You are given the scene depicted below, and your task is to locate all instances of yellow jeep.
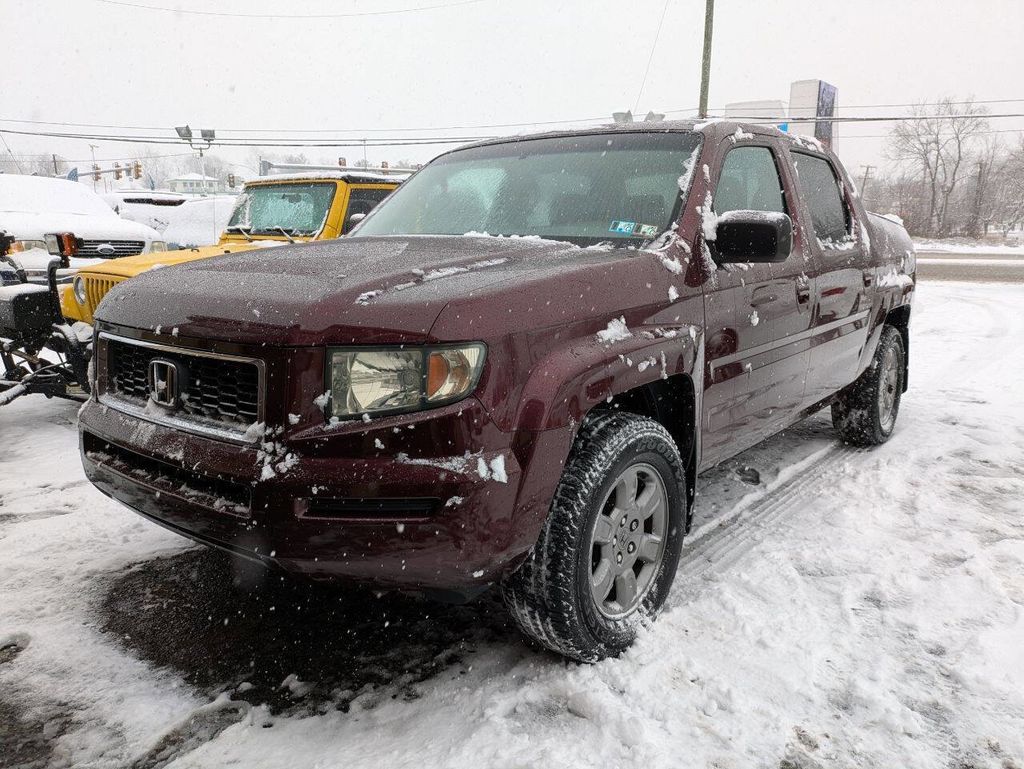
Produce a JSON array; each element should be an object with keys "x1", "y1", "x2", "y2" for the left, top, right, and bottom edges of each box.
[{"x1": 62, "y1": 172, "x2": 401, "y2": 323}]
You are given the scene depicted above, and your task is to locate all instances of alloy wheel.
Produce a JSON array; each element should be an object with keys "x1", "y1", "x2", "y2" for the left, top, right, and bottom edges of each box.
[
  {"x1": 878, "y1": 344, "x2": 901, "y2": 431},
  {"x1": 587, "y1": 462, "x2": 669, "y2": 619}
]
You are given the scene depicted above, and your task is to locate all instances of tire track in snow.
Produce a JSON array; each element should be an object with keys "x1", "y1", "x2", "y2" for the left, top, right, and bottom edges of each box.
[
  {"x1": 670, "y1": 282, "x2": 1022, "y2": 603},
  {"x1": 671, "y1": 444, "x2": 858, "y2": 604}
]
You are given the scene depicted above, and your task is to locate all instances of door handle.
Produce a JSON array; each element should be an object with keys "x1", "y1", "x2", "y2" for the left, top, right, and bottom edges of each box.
[
  {"x1": 863, "y1": 272, "x2": 874, "y2": 287},
  {"x1": 797, "y1": 286, "x2": 811, "y2": 304}
]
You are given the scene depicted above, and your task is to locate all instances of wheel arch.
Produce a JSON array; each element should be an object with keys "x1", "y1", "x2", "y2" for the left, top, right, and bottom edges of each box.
[
  {"x1": 885, "y1": 303, "x2": 911, "y2": 392},
  {"x1": 508, "y1": 331, "x2": 703, "y2": 554},
  {"x1": 592, "y1": 374, "x2": 698, "y2": 530}
]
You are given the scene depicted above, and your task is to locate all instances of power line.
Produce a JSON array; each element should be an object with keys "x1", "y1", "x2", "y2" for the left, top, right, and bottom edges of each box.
[
  {"x1": 0, "y1": 133, "x2": 24, "y2": 173},
  {"x1": 664, "y1": 97, "x2": 1024, "y2": 116},
  {"x1": 719, "y1": 112, "x2": 1024, "y2": 124},
  {"x1": 0, "y1": 127, "x2": 498, "y2": 147},
  {"x1": 633, "y1": 0, "x2": 671, "y2": 114},
  {"x1": 4, "y1": 151, "x2": 194, "y2": 162},
  {"x1": 3, "y1": 98, "x2": 1024, "y2": 136},
  {"x1": 0, "y1": 115, "x2": 608, "y2": 134},
  {"x1": 2, "y1": 114, "x2": 1022, "y2": 151},
  {"x1": 93, "y1": 0, "x2": 487, "y2": 18},
  {"x1": 835, "y1": 97, "x2": 1024, "y2": 110},
  {"x1": 837, "y1": 127, "x2": 1024, "y2": 140}
]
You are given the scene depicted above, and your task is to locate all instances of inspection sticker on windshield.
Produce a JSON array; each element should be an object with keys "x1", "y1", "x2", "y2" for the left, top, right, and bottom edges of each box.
[{"x1": 610, "y1": 220, "x2": 658, "y2": 237}]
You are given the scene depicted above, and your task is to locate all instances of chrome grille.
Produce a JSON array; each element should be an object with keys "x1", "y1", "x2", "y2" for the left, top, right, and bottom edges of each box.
[
  {"x1": 78, "y1": 240, "x2": 145, "y2": 257},
  {"x1": 101, "y1": 334, "x2": 264, "y2": 442}
]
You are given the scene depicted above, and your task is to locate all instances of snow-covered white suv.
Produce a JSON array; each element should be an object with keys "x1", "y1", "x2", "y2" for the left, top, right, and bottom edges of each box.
[{"x1": 0, "y1": 175, "x2": 165, "y2": 282}]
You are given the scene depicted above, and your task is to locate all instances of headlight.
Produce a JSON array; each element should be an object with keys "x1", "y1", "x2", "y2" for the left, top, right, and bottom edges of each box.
[
  {"x1": 325, "y1": 344, "x2": 486, "y2": 419},
  {"x1": 73, "y1": 276, "x2": 87, "y2": 305},
  {"x1": 150, "y1": 241, "x2": 167, "y2": 252},
  {"x1": 10, "y1": 239, "x2": 46, "y2": 253}
]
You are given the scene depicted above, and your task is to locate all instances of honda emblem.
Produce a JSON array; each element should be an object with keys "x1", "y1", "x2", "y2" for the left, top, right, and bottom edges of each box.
[{"x1": 148, "y1": 358, "x2": 180, "y2": 408}]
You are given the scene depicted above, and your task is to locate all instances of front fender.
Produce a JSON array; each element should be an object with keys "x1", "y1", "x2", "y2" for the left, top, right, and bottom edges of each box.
[
  {"x1": 60, "y1": 282, "x2": 87, "y2": 323},
  {"x1": 499, "y1": 327, "x2": 705, "y2": 562},
  {"x1": 513, "y1": 328, "x2": 702, "y2": 433}
]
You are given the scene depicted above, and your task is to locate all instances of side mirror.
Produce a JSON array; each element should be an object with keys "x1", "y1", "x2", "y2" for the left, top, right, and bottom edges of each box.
[
  {"x1": 44, "y1": 232, "x2": 80, "y2": 269},
  {"x1": 347, "y1": 212, "x2": 367, "y2": 229},
  {"x1": 712, "y1": 210, "x2": 792, "y2": 264}
]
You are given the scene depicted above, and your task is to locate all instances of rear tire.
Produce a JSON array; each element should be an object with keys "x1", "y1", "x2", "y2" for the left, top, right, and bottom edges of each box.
[
  {"x1": 832, "y1": 324, "x2": 905, "y2": 446},
  {"x1": 501, "y1": 411, "x2": 687, "y2": 662}
]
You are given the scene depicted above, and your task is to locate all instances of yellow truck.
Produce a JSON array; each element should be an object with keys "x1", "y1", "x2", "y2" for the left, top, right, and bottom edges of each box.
[{"x1": 62, "y1": 171, "x2": 402, "y2": 323}]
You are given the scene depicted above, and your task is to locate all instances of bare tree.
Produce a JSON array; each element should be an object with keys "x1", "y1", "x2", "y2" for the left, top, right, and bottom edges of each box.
[
  {"x1": 964, "y1": 137, "x2": 1002, "y2": 238},
  {"x1": 996, "y1": 138, "x2": 1024, "y2": 235},
  {"x1": 887, "y1": 97, "x2": 989, "y2": 236}
]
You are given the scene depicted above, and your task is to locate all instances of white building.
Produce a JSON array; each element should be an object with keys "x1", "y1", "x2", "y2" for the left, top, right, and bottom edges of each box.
[{"x1": 164, "y1": 173, "x2": 227, "y2": 196}]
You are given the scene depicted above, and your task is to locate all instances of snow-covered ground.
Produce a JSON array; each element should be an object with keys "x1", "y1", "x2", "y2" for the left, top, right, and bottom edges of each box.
[
  {"x1": 914, "y1": 237, "x2": 1024, "y2": 256},
  {"x1": 1, "y1": 281, "x2": 1023, "y2": 769}
]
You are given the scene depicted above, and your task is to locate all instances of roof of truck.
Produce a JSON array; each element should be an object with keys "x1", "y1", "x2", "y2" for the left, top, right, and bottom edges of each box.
[
  {"x1": 250, "y1": 171, "x2": 408, "y2": 185},
  {"x1": 445, "y1": 118, "x2": 827, "y2": 156}
]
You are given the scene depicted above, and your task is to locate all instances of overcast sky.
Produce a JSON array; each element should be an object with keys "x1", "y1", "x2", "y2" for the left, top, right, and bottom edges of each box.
[{"x1": 4, "y1": 0, "x2": 1023, "y2": 182}]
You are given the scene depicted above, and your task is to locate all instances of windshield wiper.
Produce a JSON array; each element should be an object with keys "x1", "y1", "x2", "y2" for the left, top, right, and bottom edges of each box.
[
  {"x1": 226, "y1": 225, "x2": 253, "y2": 242},
  {"x1": 271, "y1": 226, "x2": 296, "y2": 243}
]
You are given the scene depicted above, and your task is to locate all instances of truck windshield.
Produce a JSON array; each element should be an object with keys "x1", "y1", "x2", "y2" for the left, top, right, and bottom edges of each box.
[
  {"x1": 351, "y1": 132, "x2": 701, "y2": 245},
  {"x1": 226, "y1": 182, "x2": 336, "y2": 236}
]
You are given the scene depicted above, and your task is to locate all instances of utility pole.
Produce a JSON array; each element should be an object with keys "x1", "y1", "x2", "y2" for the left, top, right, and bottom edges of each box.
[
  {"x1": 859, "y1": 164, "x2": 874, "y2": 198},
  {"x1": 89, "y1": 144, "x2": 99, "y2": 191},
  {"x1": 969, "y1": 160, "x2": 986, "y2": 238},
  {"x1": 52, "y1": 154, "x2": 59, "y2": 175},
  {"x1": 697, "y1": 0, "x2": 715, "y2": 119}
]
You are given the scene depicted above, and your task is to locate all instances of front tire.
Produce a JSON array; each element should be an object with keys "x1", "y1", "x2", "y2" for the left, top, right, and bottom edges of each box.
[
  {"x1": 501, "y1": 411, "x2": 687, "y2": 662},
  {"x1": 832, "y1": 324, "x2": 905, "y2": 446}
]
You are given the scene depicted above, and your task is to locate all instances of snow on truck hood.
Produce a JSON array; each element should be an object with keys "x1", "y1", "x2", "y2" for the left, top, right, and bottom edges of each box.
[
  {"x1": 94, "y1": 235, "x2": 594, "y2": 346},
  {"x1": 1, "y1": 209, "x2": 160, "y2": 242}
]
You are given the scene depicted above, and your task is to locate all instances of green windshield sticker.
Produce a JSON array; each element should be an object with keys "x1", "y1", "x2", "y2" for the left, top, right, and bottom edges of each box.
[{"x1": 610, "y1": 221, "x2": 658, "y2": 237}]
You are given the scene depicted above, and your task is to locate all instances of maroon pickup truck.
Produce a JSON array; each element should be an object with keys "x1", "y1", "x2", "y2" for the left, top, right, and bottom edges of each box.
[{"x1": 79, "y1": 121, "x2": 915, "y2": 661}]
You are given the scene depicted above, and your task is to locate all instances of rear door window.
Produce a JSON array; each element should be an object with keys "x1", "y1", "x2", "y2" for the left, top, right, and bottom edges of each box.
[{"x1": 791, "y1": 152, "x2": 851, "y2": 246}]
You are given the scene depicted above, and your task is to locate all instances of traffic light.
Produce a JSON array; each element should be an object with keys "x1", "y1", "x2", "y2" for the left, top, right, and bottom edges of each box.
[
  {"x1": 113, "y1": 162, "x2": 123, "y2": 180},
  {"x1": 338, "y1": 157, "x2": 347, "y2": 167},
  {"x1": 380, "y1": 161, "x2": 389, "y2": 169},
  {"x1": 227, "y1": 173, "x2": 236, "y2": 188},
  {"x1": 92, "y1": 164, "x2": 101, "y2": 181},
  {"x1": 132, "y1": 161, "x2": 142, "y2": 179}
]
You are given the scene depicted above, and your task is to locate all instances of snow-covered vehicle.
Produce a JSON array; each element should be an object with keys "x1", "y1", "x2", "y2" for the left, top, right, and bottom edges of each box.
[
  {"x1": 1, "y1": 231, "x2": 90, "y2": 406},
  {"x1": 78, "y1": 121, "x2": 915, "y2": 661},
  {"x1": 0, "y1": 175, "x2": 166, "y2": 283},
  {"x1": 161, "y1": 194, "x2": 238, "y2": 249},
  {"x1": 61, "y1": 172, "x2": 400, "y2": 324},
  {"x1": 101, "y1": 189, "x2": 188, "y2": 232}
]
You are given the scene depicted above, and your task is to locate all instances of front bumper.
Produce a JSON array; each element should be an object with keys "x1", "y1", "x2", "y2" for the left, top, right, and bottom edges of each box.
[{"x1": 79, "y1": 396, "x2": 536, "y2": 594}]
